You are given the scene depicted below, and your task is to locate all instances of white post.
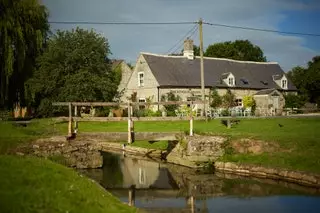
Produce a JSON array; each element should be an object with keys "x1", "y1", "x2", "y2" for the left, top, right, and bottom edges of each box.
[
  {"x1": 74, "y1": 105, "x2": 78, "y2": 134},
  {"x1": 190, "y1": 103, "x2": 194, "y2": 136}
]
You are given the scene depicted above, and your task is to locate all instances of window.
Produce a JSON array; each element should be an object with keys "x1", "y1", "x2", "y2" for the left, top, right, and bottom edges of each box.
[
  {"x1": 235, "y1": 99, "x2": 243, "y2": 107},
  {"x1": 228, "y1": 77, "x2": 234, "y2": 86},
  {"x1": 138, "y1": 72, "x2": 144, "y2": 87},
  {"x1": 139, "y1": 98, "x2": 146, "y2": 110},
  {"x1": 282, "y1": 79, "x2": 287, "y2": 89}
]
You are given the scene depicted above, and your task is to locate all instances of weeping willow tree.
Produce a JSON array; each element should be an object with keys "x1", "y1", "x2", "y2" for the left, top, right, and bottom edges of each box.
[{"x1": 0, "y1": 0, "x2": 49, "y2": 109}]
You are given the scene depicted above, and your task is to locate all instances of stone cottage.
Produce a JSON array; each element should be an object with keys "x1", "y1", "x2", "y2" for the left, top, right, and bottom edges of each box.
[
  {"x1": 112, "y1": 60, "x2": 133, "y2": 98},
  {"x1": 120, "y1": 39, "x2": 297, "y2": 114}
]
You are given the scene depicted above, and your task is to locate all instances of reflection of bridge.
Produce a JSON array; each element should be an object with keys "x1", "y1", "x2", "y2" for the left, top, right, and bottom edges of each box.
[{"x1": 101, "y1": 153, "x2": 209, "y2": 212}]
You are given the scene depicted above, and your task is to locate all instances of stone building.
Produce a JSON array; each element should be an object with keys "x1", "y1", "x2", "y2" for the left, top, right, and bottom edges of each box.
[
  {"x1": 120, "y1": 39, "x2": 297, "y2": 113},
  {"x1": 111, "y1": 60, "x2": 133, "y2": 98}
]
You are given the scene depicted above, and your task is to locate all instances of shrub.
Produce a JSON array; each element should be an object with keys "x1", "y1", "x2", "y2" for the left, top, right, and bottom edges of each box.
[
  {"x1": 95, "y1": 107, "x2": 110, "y2": 117},
  {"x1": 221, "y1": 109, "x2": 230, "y2": 116},
  {"x1": 161, "y1": 92, "x2": 181, "y2": 115},
  {"x1": 210, "y1": 88, "x2": 222, "y2": 109}
]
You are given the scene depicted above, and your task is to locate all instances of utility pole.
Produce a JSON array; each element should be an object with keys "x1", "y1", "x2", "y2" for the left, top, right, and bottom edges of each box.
[{"x1": 199, "y1": 18, "x2": 206, "y2": 118}]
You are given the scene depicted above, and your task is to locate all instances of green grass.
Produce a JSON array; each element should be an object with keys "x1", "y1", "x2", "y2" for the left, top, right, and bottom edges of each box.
[
  {"x1": 59, "y1": 117, "x2": 319, "y2": 145},
  {"x1": 129, "y1": 140, "x2": 169, "y2": 150},
  {"x1": 2, "y1": 117, "x2": 320, "y2": 173},
  {"x1": 0, "y1": 155, "x2": 137, "y2": 213},
  {"x1": 57, "y1": 117, "x2": 320, "y2": 173},
  {"x1": 0, "y1": 119, "x2": 64, "y2": 154}
]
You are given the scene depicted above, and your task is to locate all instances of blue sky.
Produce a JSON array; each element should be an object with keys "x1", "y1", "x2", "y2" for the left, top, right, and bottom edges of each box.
[{"x1": 42, "y1": 0, "x2": 320, "y2": 71}]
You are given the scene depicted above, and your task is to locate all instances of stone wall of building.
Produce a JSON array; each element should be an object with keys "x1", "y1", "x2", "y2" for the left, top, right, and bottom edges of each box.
[
  {"x1": 118, "y1": 62, "x2": 133, "y2": 100},
  {"x1": 123, "y1": 54, "x2": 159, "y2": 104}
]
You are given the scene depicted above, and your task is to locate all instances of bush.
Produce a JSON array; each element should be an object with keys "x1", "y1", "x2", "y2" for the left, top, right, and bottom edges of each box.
[
  {"x1": 95, "y1": 107, "x2": 110, "y2": 117},
  {"x1": 284, "y1": 94, "x2": 306, "y2": 109},
  {"x1": 161, "y1": 92, "x2": 181, "y2": 115},
  {"x1": 221, "y1": 109, "x2": 230, "y2": 116}
]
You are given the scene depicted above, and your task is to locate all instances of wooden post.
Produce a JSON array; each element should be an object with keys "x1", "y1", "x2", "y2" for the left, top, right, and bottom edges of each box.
[
  {"x1": 68, "y1": 102, "x2": 73, "y2": 137},
  {"x1": 128, "y1": 185, "x2": 136, "y2": 206},
  {"x1": 190, "y1": 102, "x2": 194, "y2": 136},
  {"x1": 128, "y1": 102, "x2": 132, "y2": 144},
  {"x1": 74, "y1": 105, "x2": 78, "y2": 134}
]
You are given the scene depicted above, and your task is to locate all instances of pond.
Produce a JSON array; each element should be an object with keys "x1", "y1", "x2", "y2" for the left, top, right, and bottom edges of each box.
[{"x1": 81, "y1": 152, "x2": 320, "y2": 213}]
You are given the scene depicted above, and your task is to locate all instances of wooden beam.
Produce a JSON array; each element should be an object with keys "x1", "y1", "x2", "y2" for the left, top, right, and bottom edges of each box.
[{"x1": 52, "y1": 101, "x2": 209, "y2": 107}]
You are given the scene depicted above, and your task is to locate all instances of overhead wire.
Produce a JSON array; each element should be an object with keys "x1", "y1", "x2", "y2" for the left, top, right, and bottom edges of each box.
[
  {"x1": 48, "y1": 20, "x2": 320, "y2": 37},
  {"x1": 203, "y1": 22, "x2": 320, "y2": 37},
  {"x1": 171, "y1": 25, "x2": 199, "y2": 54},
  {"x1": 166, "y1": 24, "x2": 198, "y2": 54},
  {"x1": 49, "y1": 21, "x2": 197, "y2": 25}
]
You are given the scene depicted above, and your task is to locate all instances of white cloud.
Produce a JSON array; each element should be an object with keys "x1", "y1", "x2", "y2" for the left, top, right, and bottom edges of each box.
[{"x1": 44, "y1": 0, "x2": 320, "y2": 71}]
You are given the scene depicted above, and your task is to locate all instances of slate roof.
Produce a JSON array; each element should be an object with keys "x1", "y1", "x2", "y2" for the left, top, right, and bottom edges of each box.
[
  {"x1": 111, "y1": 59, "x2": 124, "y2": 69},
  {"x1": 142, "y1": 53, "x2": 297, "y2": 91},
  {"x1": 255, "y1": 88, "x2": 278, "y2": 95}
]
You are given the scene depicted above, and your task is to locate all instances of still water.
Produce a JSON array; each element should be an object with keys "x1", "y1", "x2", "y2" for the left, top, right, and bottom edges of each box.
[{"x1": 81, "y1": 152, "x2": 320, "y2": 213}]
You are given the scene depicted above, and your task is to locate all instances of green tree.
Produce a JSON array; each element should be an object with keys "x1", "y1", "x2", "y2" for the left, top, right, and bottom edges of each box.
[
  {"x1": 161, "y1": 92, "x2": 181, "y2": 116},
  {"x1": 222, "y1": 89, "x2": 235, "y2": 109},
  {"x1": 284, "y1": 94, "x2": 306, "y2": 109},
  {"x1": 287, "y1": 56, "x2": 320, "y2": 105},
  {"x1": 0, "y1": 0, "x2": 49, "y2": 109},
  {"x1": 204, "y1": 40, "x2": 267, "y2": 62},
  {"x1": 26, "y1": 28, "x2": 119, "y2": 117},
  {"x1": 209, "y1": 88, "x2": 222, "y2": 109}
]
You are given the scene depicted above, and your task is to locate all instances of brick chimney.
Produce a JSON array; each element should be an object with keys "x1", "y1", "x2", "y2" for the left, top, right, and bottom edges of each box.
[{"x1": 183, "y1": 38, "x2": 194, "y2": 60}]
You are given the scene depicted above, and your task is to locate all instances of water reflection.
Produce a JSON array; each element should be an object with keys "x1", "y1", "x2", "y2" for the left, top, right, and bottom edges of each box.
[{"x1": 81, "y1": 152, "x2": 320, "y2": 213}]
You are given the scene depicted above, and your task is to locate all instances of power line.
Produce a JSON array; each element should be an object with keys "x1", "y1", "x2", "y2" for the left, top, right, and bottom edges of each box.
[
  {"x1": 48, "y1": 20, "x2": 320, "y2": 37},
  {"x1": 49, "y1": 21, "x2": 197, "y2": 25},
  {"x1": 204, "y1": 22, "x2": 320, "y2": 37},
  {"x1": 167, "y1": 24, "x2": 198, "y2": 54}
]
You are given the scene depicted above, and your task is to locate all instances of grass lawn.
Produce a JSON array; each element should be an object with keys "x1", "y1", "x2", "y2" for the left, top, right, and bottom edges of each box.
[
  {"x1": 0, "y1": 119, "x2": 63, "y2": 154},
  {"x1": 56, "y1": 117, "x2": 320, "y2": 173},
  {"x1": 0, "y1": 155, "x2": 137, "y2": 213},
  {"x1": 128, "y1": 140, "x2": 169, "y2": 150}
]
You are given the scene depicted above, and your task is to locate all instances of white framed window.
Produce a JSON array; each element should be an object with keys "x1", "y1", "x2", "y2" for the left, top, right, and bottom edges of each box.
[
  {"x1": 139, "y1": 98, "x2": 146, "y2": 110},
  {"x1": 235, "y1": 99, "x2": 243, "y2": 107},
  {"x1": 282, "y1": 79, "x2": 287, "y2": 89},
  {"x1": 228, "y1": 77, "x2": 234, "y2": 86},
  {"x1": 138, "y1": 72, "x2": 144, "y2": 87}
]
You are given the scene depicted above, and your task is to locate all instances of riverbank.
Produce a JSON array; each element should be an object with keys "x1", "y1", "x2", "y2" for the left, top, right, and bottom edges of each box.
[
  {"x1": 1, "y1": 118, "x2": 320, "y2": 192},
  {"x1": 0, "y1": 121, "x2": 140, "y2": 213},
  {"x1": 0, "y1": 155, "x2": 138, "y2": 213}
]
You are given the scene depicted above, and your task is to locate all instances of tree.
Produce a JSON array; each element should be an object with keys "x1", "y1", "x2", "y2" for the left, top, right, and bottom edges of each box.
[
  {"x1": 204, "y1": 40, "x2": 267, "y2": 62},
  {"x1": 161, "y1": 92, "x2": 181, "y2": 116},
  {"x1": 222, "y1": 89, "x2": 235, "y2": 109},
  {"x1": 287, "y1": 56, "x2": 320, "y2": 105},
  {"x1": 284, "y1": 94, "x2": 306, "y2": 109},
  {"x1": 209, "y1": 88, "x2": 222, "y2": 109},
  {"x1": 26, "y1": 28, "x2": 119, "y2": 117},
  {"x1": 0, "y1": 0, "x2": 49, "y2": 109}
]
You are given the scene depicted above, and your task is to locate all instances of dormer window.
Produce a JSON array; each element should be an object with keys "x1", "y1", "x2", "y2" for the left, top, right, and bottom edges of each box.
[
  {"x1": 228, "y1": 77, "x2": 234, "y2": 86},
  {"x1": 282, "y1": 79, "x2": 287, "y2": 89},
  {"x1": 138, "y1": 72, "x2": 144, "y2": 87},
  {"x1": 221, "y1": 72, "x2": 235, "y2": 87}
]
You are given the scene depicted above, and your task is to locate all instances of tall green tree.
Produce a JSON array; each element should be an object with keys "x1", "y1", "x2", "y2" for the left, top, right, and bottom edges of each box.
[
  {"x1": 287, "y1": 56, "x2": 320, "y2": 105},
  {"x1": 26, "y1": 28, "x2": 120, "y2": 117},
  {"x1": 204, "y1": 40, "x2": 267, "y2": 62},
  {"x1": 0, "y1": 0, "x2": 49, "y2": 109}
]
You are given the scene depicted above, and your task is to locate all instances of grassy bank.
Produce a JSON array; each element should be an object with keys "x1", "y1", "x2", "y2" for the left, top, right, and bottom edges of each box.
[
  {"x1": 59, "y1": 117, "x2": 319, "y2": 173},
  {"x1": 1, "y1": 117, "x2": 320, "y2": 173},
  {"x1": 0, "y1": 155, "x2": 137, "y2": 213},
  {"x1": 0, "y1": 119, "x2": 62, "y2": 154},
  {"x1": 55, "y1": 117, "x2": 320, "y2": 144}
]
